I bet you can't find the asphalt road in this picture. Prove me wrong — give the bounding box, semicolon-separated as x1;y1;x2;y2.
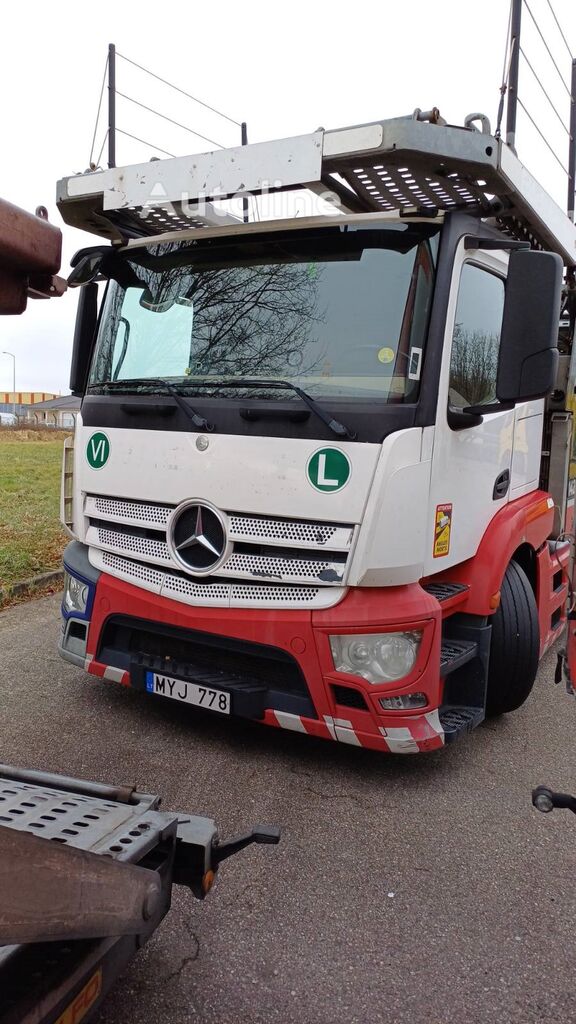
1;594;576;1024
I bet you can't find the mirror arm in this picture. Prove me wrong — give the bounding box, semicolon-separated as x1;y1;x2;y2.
465;400;515;415
447;405;483;430
447;399;516;431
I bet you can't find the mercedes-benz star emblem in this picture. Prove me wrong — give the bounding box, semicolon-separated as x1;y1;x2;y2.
168;501;228;576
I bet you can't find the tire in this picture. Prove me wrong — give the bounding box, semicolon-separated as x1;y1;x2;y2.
485;559;540;717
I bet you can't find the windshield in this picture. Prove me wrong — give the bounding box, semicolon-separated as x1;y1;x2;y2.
89;223;439;401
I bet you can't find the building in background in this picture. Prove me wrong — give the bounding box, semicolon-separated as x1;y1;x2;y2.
0;391;58;418
25;394;80;428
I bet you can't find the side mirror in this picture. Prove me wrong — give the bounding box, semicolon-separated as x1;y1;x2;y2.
496;249;563;404
69;283;98;396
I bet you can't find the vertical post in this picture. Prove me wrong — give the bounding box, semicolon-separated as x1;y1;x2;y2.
241;121;249;223
506;0;522;151
568;59;576;221
108;43;116;169
2;352;16;418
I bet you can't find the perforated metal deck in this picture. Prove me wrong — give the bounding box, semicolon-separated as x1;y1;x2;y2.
57;114;576;264
0;772;170;864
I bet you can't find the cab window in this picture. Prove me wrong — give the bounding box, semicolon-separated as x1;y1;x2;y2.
449;263;505;409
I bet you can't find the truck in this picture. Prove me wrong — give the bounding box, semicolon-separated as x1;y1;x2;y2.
55;107;575;755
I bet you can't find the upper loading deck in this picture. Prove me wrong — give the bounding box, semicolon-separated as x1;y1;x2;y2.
57;111;576;266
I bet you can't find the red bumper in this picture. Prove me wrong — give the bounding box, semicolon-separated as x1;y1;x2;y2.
85;573;446;754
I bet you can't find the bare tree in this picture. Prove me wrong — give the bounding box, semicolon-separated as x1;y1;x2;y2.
185;262;324;378
450;325;499;407
92;252;325;385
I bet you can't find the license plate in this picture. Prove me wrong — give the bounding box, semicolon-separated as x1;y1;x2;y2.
146;672;231;714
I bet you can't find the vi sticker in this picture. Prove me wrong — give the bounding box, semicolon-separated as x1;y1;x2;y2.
86;431;110;469
433;503;453;558
307;448;351;493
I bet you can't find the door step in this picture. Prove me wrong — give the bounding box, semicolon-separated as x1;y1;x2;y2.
440;638;478;675
424;582;469;601
439;705;485;742
439;619;491;742
423;582;470;613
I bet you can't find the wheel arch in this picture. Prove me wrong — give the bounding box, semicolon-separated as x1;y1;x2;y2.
510;542;537;597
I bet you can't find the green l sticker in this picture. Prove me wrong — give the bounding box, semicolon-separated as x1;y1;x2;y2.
307;448;351;492
86;431;110;469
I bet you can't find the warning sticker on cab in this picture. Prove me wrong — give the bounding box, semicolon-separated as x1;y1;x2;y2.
433;503;453;558
55;970;102;1024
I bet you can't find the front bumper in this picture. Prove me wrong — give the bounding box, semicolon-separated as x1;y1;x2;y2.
60;542;450;754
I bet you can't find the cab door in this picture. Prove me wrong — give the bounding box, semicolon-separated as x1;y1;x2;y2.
424;247;516;575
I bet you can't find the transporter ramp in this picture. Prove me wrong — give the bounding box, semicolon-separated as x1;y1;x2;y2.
57;110;576;266
0;764;278;1024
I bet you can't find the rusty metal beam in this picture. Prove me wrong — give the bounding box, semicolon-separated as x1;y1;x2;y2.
0;199;61;274
0;269;27;315
0;199;64;313
0;826;164;944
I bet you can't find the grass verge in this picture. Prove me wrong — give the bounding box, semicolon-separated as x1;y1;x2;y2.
0;428;69;590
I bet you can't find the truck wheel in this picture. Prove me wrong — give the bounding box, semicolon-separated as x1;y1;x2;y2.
485;560;540;717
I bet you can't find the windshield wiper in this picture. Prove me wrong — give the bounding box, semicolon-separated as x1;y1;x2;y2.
184;378;357;440
89;378;214;431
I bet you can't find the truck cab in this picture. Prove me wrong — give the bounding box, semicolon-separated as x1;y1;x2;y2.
56;112;572;754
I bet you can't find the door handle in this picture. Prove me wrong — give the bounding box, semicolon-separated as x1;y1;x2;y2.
493;469;510;500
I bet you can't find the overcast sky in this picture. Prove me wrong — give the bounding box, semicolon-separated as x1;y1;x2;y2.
2;0;575;393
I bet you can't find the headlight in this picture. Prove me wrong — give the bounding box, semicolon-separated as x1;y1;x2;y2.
63;571;89;614
329;631;422;684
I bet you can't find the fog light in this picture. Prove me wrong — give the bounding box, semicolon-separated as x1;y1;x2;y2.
329;631;422;684
379;692;428;710
63;571;89;614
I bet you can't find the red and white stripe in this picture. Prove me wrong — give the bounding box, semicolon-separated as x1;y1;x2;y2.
84;654;130;686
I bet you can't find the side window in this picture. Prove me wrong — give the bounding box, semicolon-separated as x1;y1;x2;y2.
449;263;505;409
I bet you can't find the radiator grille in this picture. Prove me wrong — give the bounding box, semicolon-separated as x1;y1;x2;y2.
85;494;354;604
90;495;171;528
227;514;351;547
93;549;343;609
96;527;171;564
